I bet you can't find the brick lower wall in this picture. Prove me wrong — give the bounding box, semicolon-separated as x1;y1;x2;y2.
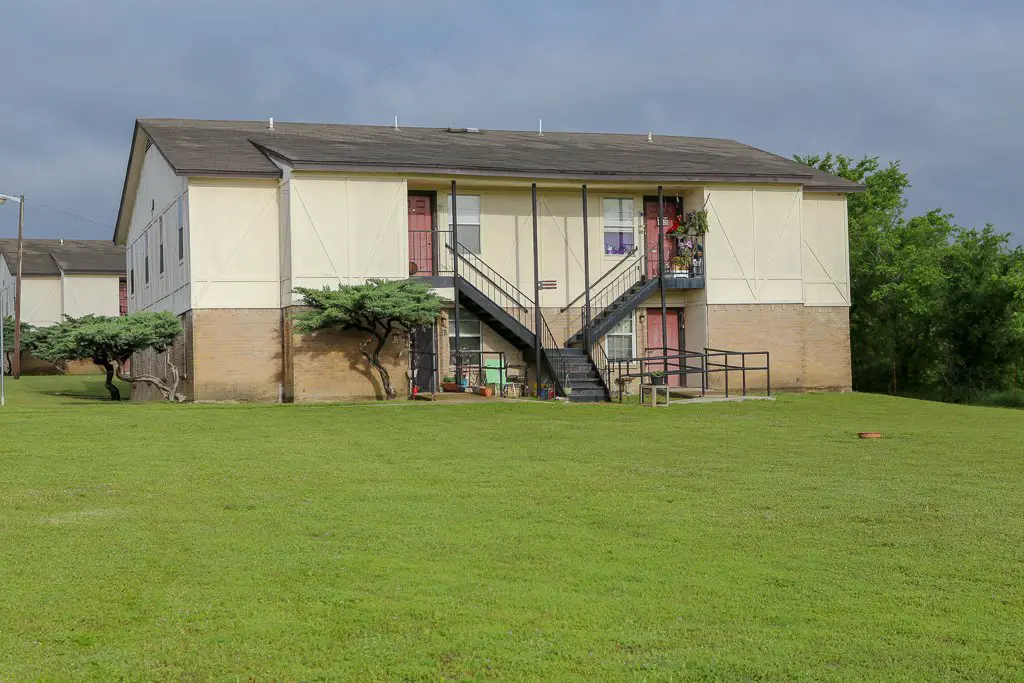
283;306;410;403
191;309;281;402
130;310;194;401
706;303;851;391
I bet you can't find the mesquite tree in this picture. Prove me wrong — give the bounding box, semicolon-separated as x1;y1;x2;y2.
293;279;446;400
2;315;35;376
31;312;185;401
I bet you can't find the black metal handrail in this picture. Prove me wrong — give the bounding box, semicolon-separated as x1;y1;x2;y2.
703;348;771;399
610;347;771;402
561;241;659;343
588;339;612;397
559;245;639;313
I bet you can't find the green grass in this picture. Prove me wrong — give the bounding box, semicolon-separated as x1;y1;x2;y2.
0;377;1022;681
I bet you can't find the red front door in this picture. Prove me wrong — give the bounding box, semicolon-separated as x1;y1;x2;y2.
647;308;685;386
408;194;434;276
645;198;679;279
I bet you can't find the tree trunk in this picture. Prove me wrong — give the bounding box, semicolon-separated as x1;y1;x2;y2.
99;360;121;401
113;359;186;402
360;330;396;400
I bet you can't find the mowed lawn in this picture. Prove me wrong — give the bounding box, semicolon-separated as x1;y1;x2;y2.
0;377;1022;681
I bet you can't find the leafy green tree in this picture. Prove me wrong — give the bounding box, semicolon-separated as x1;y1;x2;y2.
293;279;446;400
796;153;1024;402
935;227;1024;401
31;312;184;401
2;315;35;376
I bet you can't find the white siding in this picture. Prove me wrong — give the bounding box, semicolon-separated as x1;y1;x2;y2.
802;193;850;306
286;174;406;304
0;258;12;319
18;278;62;327
188;178;279;309
704;186;804;304
126;144;189;314
61;275;121;318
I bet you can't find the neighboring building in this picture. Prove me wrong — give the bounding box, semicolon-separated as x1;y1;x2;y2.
0;239;127;374
113;118;861;402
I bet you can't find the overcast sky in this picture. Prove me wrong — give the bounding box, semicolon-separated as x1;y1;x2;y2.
1;0;1021;244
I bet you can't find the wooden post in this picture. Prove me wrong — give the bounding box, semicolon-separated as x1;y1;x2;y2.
581;184;592;348
657;186;667;374
532;183;542;396
451;181;461;384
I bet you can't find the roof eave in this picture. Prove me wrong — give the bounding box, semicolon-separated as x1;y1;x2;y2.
804;183;866;194
283;160;812;185
113;121;145;245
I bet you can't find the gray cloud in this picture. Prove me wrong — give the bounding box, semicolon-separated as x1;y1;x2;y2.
1;0;1022;244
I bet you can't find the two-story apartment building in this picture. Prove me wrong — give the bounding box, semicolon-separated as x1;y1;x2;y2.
113;119;860;402
0;239;126;374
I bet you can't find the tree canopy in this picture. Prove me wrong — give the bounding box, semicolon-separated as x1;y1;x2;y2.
2;315;35;376
293;279;446;400
31;312;184;401
797;153;1024;402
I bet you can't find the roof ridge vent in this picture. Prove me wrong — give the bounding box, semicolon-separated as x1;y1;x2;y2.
447;127;480;133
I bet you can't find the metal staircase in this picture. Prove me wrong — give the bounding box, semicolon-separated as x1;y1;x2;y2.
562;242;660;348
446;244;584;398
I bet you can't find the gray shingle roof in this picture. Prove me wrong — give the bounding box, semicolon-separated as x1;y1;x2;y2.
0;239;125;276
137;118;863;191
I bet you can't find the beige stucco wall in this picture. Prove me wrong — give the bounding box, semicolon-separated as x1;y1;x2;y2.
62;274;121;318
704;185;805;305
126;143;190;315
0;258;13;319
188;178;280;310
286;174;408;303
802;193;851;306
17;278;62;327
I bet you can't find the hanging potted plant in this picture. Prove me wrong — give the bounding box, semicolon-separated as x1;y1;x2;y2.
682;210;709;236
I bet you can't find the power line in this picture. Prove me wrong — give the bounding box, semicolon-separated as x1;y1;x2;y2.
31;204;113;230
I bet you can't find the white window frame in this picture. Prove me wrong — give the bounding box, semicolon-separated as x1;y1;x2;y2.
177;197;185;261
605;313;635;361
447;194;481;255
449;310;483;366
602;197;635;257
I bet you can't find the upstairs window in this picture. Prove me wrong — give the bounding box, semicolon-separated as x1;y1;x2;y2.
158;217;165;274
177;197;185;260
144;254;149;285
603;198;635;256
447;195;481;255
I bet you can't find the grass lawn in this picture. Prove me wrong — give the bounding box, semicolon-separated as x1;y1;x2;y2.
0;376;1022;681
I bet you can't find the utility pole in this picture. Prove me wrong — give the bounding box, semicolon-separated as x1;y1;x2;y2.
13;195;25;379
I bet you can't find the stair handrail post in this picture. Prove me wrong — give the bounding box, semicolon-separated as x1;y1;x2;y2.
658;186;668;374
581;184;592;350
451;180;462;384
532;182;543;396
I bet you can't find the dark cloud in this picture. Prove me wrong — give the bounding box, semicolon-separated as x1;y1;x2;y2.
1;0;1021;243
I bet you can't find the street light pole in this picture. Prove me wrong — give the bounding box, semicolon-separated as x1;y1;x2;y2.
13;195;24;379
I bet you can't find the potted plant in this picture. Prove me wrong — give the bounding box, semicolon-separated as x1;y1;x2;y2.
670;254;692;275
682;210;709;236
650;370;667;386
441;375;459;392
475;385;495;397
